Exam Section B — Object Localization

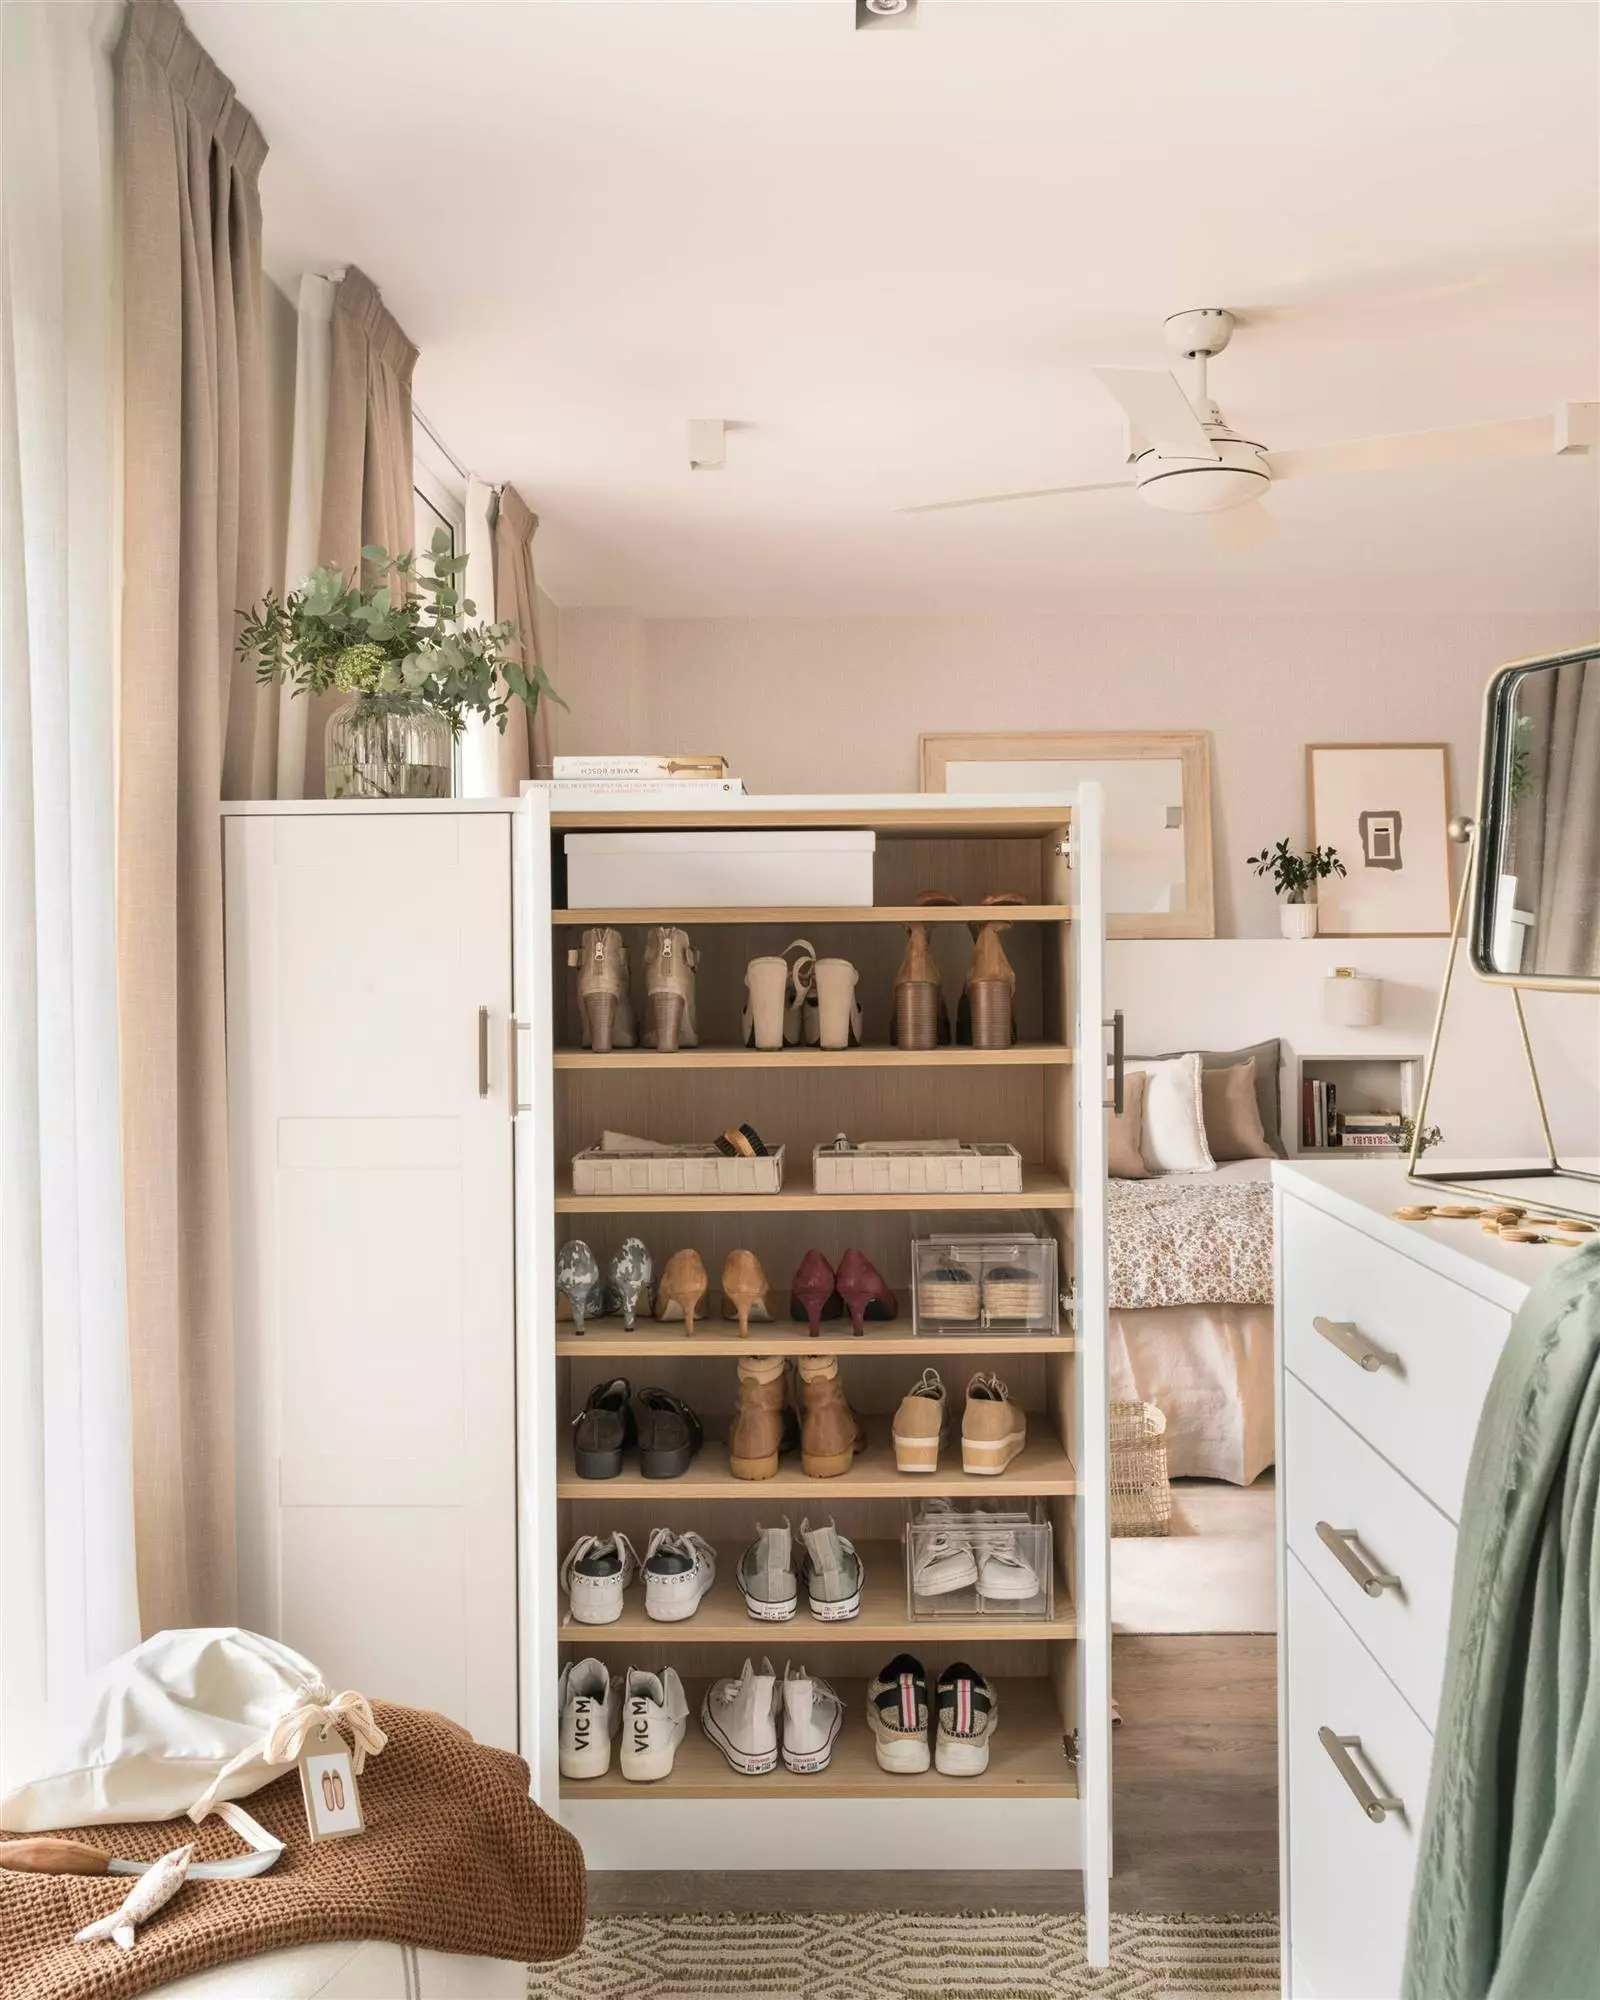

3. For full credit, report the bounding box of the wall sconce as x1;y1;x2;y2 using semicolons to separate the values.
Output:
1324;966;1382;1028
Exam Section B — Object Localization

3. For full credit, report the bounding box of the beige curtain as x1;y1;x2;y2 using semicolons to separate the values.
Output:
298;266;417;794
493;484;554;781
117;0;270;1631
1531;659;1600;978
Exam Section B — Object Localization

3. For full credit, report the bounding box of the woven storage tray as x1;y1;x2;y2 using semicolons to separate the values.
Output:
1109;1400;1172;1538
571;1143;785;1197
812;1140;1023;1196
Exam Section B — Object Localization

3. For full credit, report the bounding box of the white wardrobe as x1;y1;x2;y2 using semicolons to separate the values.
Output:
224;790;1110;1957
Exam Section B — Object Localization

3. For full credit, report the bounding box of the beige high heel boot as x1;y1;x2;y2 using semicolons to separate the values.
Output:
894;922;942;1051
643;926;699;1051
568;928;636;1051
966;920;1016;1050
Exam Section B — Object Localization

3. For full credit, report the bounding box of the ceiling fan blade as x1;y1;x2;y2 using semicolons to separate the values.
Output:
1205;502;1278;552
898;480;1133;516
1265;409;1593;482
1091;366;1218;460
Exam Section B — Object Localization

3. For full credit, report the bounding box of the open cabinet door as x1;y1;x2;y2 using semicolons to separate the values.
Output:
1072;782;1112;1965
514;788;559;1803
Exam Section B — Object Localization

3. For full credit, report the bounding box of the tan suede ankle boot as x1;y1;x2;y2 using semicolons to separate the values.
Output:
729;1354;788;1480
796;1352;863;1479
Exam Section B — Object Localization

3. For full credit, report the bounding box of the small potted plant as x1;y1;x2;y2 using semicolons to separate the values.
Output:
1247;838;1347;938
241;533;562;799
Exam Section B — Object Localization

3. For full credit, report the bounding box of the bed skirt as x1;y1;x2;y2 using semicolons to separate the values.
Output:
1108;1302;1275;1485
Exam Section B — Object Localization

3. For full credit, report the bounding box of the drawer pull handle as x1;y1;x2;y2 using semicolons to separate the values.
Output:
1316;1522;1401;1598
1313;1315;1394;1373
1318;1726;1404;1824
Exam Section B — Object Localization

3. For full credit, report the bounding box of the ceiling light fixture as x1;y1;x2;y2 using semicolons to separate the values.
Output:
857;0;916;29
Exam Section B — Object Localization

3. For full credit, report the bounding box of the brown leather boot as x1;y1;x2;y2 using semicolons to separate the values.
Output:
729;1354;787;1480
796;1353;863;1479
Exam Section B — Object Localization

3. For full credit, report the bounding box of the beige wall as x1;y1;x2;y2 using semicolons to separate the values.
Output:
552;607;1597;935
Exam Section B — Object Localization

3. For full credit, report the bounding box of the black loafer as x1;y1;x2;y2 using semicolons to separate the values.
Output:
635;1387;705;1479
572;1377;636;1479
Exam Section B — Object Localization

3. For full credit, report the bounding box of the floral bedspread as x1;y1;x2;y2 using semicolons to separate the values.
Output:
1108;1174;1275;1309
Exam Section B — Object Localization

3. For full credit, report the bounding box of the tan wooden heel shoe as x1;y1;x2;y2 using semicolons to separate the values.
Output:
568;927;636;1051
655;1248;709;1332
894;920;943;1051
721;1250;774;1337
965;895;1023;1050
643;926;699;1052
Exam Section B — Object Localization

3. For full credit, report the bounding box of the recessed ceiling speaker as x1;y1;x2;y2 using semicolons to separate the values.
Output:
857;0;917;30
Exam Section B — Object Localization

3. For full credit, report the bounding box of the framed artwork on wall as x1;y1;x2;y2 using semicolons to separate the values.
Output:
920;729;1215;939
1306;742;1453;936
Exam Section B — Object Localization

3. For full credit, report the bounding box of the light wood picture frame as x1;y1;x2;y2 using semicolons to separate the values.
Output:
1306;742;1453;937
920;730;1216;939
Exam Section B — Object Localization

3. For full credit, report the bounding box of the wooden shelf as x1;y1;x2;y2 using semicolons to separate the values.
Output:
559;1675;1076;1801
557;1418;1079;1500
558;1541;1075;1646
554;905;1074;927
554;1041;1075;1071
558;1322;1076;1357
556;1164;1075;1214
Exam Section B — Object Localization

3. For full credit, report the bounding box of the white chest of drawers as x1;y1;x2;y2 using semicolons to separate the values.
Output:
1273;1162;1560;2000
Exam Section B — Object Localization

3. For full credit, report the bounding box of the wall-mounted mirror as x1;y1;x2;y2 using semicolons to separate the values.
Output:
921;731;1215;939
1471;648;1600;986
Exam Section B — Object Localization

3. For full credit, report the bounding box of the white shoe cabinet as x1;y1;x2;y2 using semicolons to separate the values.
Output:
223;791;1110;1959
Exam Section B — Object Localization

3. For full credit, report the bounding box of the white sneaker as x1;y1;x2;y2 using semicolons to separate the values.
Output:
935;1661;999;1776
781;1663;843;1774
976;1532;1041;1601
701;1656;778;1774
558;1657;617;1779
642;1528;717;1622
912;1529;977;1597
620;1666;690;1783
560;1532;639;1625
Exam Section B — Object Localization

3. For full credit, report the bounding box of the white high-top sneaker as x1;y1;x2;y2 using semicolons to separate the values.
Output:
642;1528;717;1622
558;1657;617;1780
701;1657;778;1775
781;1663;843;1774
620;1666;690;1783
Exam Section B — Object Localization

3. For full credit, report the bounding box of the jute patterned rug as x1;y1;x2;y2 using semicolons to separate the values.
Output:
526;1910;1279;2000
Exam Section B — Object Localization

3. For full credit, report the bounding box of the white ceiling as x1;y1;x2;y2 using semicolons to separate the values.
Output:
191;0;1600;616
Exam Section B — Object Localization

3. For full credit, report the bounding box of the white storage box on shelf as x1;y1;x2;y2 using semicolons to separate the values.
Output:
571;1142;786;1197
905;1502;1054;1622
813;1140;1024;1197
563;829;876;908
911;1233;1059;1333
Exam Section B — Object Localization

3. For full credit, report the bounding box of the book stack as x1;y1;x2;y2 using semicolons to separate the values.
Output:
531;753;746;806
1301;1077;1337;1151
1338;1110;1404;1154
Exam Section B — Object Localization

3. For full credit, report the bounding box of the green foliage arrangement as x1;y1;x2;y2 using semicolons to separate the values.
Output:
239;532;564;735
1246;838;1347;904
1394;1115;1444;1157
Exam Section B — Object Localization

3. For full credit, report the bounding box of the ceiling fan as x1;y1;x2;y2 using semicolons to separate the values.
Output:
903;307;1598;549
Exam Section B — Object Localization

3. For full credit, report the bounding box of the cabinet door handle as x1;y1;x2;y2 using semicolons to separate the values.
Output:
1103;1010;1125;1115
1315;1522;1401;1598
477;1006;491;1097
508;1016;533;1114
1313;1315;1393;1373
1318;1727;1403;1823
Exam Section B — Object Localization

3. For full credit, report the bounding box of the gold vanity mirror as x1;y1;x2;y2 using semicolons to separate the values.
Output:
1409;644;1600;1220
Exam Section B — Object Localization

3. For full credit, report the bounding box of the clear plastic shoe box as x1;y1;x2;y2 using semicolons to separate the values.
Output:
903;1500;1054;1621
910;1233;1059;1336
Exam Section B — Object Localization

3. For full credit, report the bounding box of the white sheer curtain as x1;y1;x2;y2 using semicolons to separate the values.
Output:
0;0;140;1782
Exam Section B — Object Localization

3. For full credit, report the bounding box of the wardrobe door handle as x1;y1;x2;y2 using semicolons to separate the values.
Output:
508;1017;533;1114
1318;1727;1403;1824
1103;1010;1125;1114
1315;1522;1401;1598
477;1007;491;1097
1313;1315;1393;1373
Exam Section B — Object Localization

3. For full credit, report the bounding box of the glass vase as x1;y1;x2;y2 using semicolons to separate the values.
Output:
325;698;453;800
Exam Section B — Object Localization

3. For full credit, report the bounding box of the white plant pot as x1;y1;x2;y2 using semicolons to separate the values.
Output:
1280;903;1319;940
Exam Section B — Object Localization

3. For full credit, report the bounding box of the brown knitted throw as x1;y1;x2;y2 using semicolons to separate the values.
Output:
0;1703;586;2000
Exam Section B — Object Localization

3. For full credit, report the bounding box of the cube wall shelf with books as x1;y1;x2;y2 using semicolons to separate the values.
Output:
1294;1051;1425;1155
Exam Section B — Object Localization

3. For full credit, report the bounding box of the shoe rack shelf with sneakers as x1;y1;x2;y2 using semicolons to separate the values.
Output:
534;794;1110;1955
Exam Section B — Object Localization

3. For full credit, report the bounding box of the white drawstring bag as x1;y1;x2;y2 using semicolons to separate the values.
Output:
0;1627;383;1833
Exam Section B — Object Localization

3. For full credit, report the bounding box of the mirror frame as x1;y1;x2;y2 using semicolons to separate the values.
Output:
920;729;1215;939
1469;644;1600;993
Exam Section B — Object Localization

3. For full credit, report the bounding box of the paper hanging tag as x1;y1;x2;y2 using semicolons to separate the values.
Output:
298;1726;365;1842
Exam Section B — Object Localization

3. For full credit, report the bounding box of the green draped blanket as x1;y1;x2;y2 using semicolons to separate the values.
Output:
1405;1238;1600;2000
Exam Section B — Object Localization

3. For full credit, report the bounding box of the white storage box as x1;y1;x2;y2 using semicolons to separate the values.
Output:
812;1140;1024;1196
571;1143;785;1197
564;830;875;908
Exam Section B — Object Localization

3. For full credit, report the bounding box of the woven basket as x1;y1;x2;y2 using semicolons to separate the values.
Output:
1109;1400;1172;1538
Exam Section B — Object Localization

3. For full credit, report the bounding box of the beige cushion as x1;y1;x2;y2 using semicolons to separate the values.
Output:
1135;1038;1285;1156
1108;1068;1149;1179
1201;1059;1274;1162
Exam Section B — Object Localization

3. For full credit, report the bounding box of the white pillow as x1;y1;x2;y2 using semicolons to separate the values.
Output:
1127;1053;1215;1174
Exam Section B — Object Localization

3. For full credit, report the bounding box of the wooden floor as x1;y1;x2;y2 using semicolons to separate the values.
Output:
588;1633;1278;1916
